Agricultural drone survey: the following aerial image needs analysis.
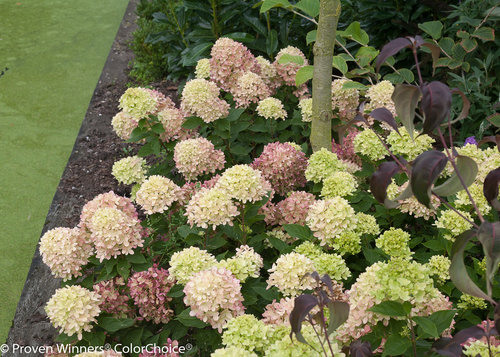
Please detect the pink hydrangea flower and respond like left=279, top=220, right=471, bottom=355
left=273, top=46, right=309, bottom=98
left=262, top=298, right=295, bottom=325
left=275, top=191, right=316, bottom=225
left=232, top=71, right=271, bottom=108
left=79, top=191, right=138, bottom=231
left=128, top=265, right=175, bottom=324
left=251, top=142, right=307, bottom=195
left=332, top=129, right=362, bottom=166
left=88, top=207, right=144, bottom=261
left=180, top=79, right=230, bottom=123
left=174, top=138, right=225, bottom=181
left=93, top=277, right=132, bottom=317
left=209, top=38, right=260, bottom=92
left=39, top=227, right=93, bottom=281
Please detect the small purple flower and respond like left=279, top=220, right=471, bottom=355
left=464, top=136, right=477, bottom=146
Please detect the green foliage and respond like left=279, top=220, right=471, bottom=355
left=130, top=0, right=316, bottom=83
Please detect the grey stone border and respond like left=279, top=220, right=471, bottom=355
left=4, top=1, right=138, bottom=354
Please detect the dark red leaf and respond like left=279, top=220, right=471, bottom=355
left=350, top=340, right=373, bottom=357
left=289, top=294, right=318, bottom=342
left=411, top=150, right=448, bottom=208
left=320, top=274, right=334, bottom=294
left=450, top=325, right=486, bottom=344
left=392, top=84, right=421, bottom=138
left=450, top=230, right=495, bottom=304
left=370, top=161, right=401, bottom=204
left=375, top=37, right=412, bottom=72
left=369, top=108, right=400, bottom=134
left=451, top=88, right=470, bottom=122
left=421, top=81, right=452, bottom=135
left=483, top=167, right=500, bottom=211
left=327, top=300, right=349, bottom=335
left=477, top=221, right=500, bottom=296
left=478, top=135, right=500, bottom=152
left=431, top=338, right=462, bottom=357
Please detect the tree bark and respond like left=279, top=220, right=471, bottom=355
left=310, top=0, right=341, bottom=152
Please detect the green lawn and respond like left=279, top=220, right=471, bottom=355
left=0, top=0, right=130, bottom=342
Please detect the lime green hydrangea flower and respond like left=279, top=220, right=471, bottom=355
left=427, top=255, right=451, bottom=284
left=386, top=127, right=435, bottom=161
left=293, top=241, right=322, bottom=259
left=267, top=252, right=315, bottom=297
left=464, top=340, right=500, bottom=357
left=216, top=164, right=268, bottom=203
left=305, top=148, right=347, bottom=183
left=256, top=97, right=287, bottom=120
left=354, top=213, right=380, bottom=236
left=195, top=58, right=210, bottom=79
left=332, top=230, right=362, bottom=255
left=265, top=325, right=345, bottom=357
left=168, top=247, right=217, bottom=284
left=321, top=171, right=358, bottom=198
left=455, top=183, right=491, bottom=216
left=217, top=245, right=263, bottom=282
left=312, top=252, right=351, bottom=281
left=376, top=228, right=412, bottom=258
left=306, top=197, right=358, bottom=247
left=211, top=347, right=257, bottom=357
left=222, top=314, right=271, bottom=353
left=434, top=209, right=473, bottom=241
left=353, top=129, right=387, bottom=161
left=112, top=156, right=147, bottom=185
left=457, top=294, right=488, bottom=310
left=294, top=242, right=351, bottom=281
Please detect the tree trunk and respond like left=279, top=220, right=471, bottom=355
left=310, top=0, right=341, bottom=152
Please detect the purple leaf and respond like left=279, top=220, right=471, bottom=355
left=478, top=135, right=500, bottom=152
left=477, top=222, right=500, bottom=296
left=327, top=300, right=349, bottom=335
left=483, top=167, right=500, bottom=211
left=433, top=155, right=478, bottom=197
left=370, top=161, right=401, bottom=204
left=375, top=37, right=412, bottom=72
left=392, top=84, right=421, bottom=139
left=450, top=230, right=495, bottom=304
left=289, top=294, right=318, bottom=344
left=421, top=81, right=452, bottom=135
left=450, top=325, right=486, bottom=344
left=350, top=340, right=373, bottom=357
left=369, top=108, right=400, bottom=134
left=432, top=338, right=462, bottom=357
left=410, top=150, right=448, bottom=208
